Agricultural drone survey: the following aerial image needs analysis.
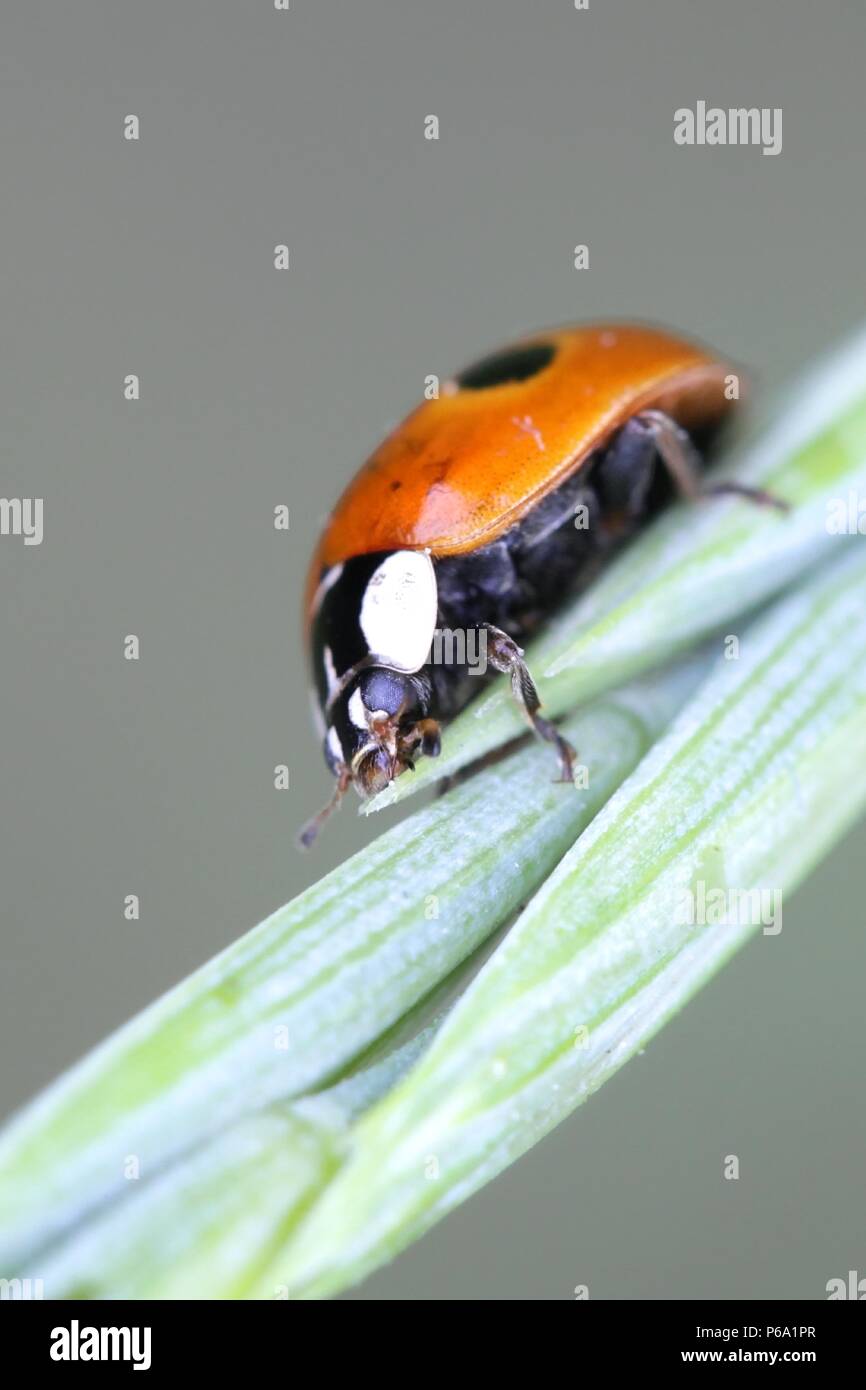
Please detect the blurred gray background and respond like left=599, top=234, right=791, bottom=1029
left=2, top=0, right=864, bottom=1299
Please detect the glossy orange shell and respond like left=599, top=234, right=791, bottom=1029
left=305, top=322, right=737, bottom=614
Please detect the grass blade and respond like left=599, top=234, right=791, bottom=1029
left=264, top=545, right=866, bottom=1299
left=2, top=332, right=864, bottom=1301
left=0, top=662, right=698, bottom=1276
left=33, top=1029, right=436, bottom=1300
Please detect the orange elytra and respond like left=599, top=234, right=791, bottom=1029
left=306, top=322, right=737, bottom=608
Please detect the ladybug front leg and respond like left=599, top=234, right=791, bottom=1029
left=632, top=409, right=789, bottom=512
left=482, top=623, right=575, bottom=783
left=297, top=764, right=351, bottom=850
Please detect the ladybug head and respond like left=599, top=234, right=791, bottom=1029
left=299, top=666, right=440, bottom=847
left=334, top=667, right=439, bottom=793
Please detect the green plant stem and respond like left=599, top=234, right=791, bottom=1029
left=261, top=546, right=866, bottom=1299
left=0, top=662, right=699, bottom=1277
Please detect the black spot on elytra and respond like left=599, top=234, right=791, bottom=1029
left=456, top=341, right=556, bottom=391
left=390, top=479, right=402, bottom=491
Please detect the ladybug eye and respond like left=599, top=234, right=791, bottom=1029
left=360, top=669, right=408, bottom=718
left=456, top=341, right=556, bottom=391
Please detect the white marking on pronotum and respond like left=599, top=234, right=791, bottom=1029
left=359, top=550, right=437, bottom=673
left=310, top=562, right=344, bottom=621
left=323, top=645, right=339, bottom=698
left=310, top=689, right=327, bottom=738
left=348, top=687, right=368, bottom=730
left=326, top=726, right=343, bottom=764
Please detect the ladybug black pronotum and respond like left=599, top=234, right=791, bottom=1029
left=301, top=322, right=785, bottom=846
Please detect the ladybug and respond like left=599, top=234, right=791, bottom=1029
left=301, top=322, right=784, bottom=846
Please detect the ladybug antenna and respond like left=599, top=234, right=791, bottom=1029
left=296, top=768, right=350, bottom=851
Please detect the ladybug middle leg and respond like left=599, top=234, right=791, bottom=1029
left=482, top=623, right=575, bottom=782
left=593, top=414, right=659, bottom=534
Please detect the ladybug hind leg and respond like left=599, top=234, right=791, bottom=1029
left=482, top=623, right=575, bottom=783
left=631, top=409, right=790, bottom=513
